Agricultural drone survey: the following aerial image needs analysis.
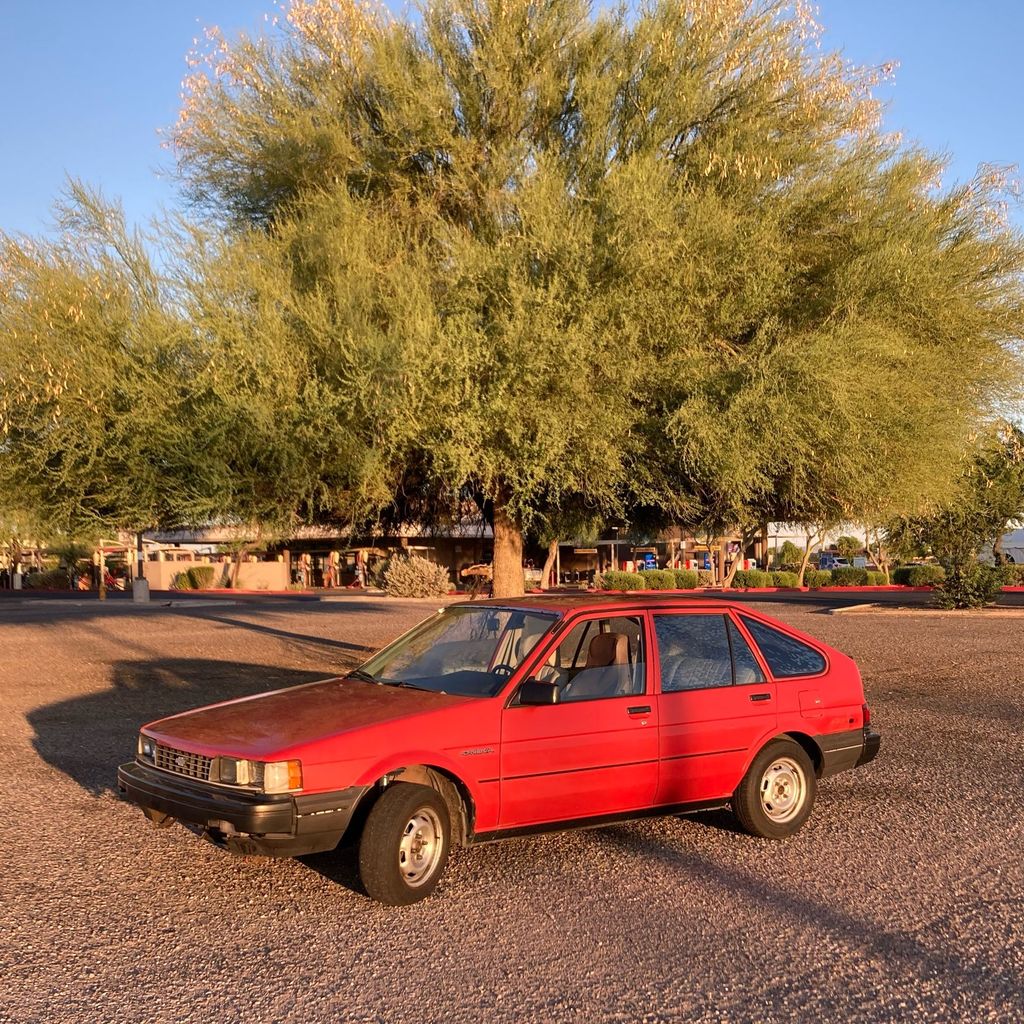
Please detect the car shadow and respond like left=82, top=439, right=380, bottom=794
left=28, top=658, right=329, bottom=797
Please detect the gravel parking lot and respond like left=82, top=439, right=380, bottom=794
left=2, top=595, right=1022, bottom=1023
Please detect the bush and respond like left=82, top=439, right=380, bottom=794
left=186, top=565, right=216, bottom=590
left=770, top=571, right=799, bottom=588
left=891, top=564, right=946, bottom=587
left=672, top=569, right=699, bottom=590
left=382, top=555, right=451, bottom=598
left=865, top=570, right=888, bottom=586
left=831, top=567, right=869, bottom=587
left=639, top=568, right=676, bottom=590
left=696, top=569, right=715, bottom=587
left=800, top=568, right=828, bottom=588
left=934, top=565, right=1008, bottom=609
left=170, top=571, right=194, bottom=590
left=23, top=568, right=70, bottom=589
left=597, top=570, right=645, bottom=591
left=732, top=569, right=772, bottom=588
left=1002, top=563, right=1024, bottom=585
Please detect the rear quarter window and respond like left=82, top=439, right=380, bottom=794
left=740, top=617, right=826, bottom=678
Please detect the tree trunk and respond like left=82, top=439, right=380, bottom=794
left=797, top=534, right=815, bottom=587
left=539, top=538, right=559, bottom=591
left=492, top=494, right=525, bottom=598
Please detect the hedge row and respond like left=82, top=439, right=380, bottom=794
left=891, top=564, right=946, bottom=587
left=597, top=569, right=701, bottom=591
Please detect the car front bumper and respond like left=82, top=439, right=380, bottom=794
left=117, top=761, right=369, bottom=857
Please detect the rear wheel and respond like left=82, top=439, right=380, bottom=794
left=358, top=783, right=451, bottom=905
left=733, top=739, right=816, bottom=839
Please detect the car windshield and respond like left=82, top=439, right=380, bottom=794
left=354, top=606, right=557, bottom=697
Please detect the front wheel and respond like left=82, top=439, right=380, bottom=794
left=358, top=783, right=451, bottom=905
left=733, top=739, right=817, bottom=839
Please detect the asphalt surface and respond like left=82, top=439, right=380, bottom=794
left=2, top=596, right=1022, bottom=1023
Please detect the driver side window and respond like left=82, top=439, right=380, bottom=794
left=536, top=616, right=646, bottom=702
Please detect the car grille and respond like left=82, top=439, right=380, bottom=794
left=153, top=743, right=213, bottom=782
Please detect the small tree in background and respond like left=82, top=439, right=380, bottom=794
left=835, top=536, right=861, bottom=562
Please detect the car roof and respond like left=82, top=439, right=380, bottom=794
left=457, top=593, right=747, bottom=616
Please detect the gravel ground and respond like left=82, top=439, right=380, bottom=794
left=2, top=596, right=1022, bottom=1023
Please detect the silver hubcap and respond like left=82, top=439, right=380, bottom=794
left=398, top=807, right=443, bottom=887
left=759, top=756, right=806, bottom=824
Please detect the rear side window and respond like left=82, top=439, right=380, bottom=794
left=740, top=617, right=826, bottom=678
left=655, top=614, right=734, bottom=691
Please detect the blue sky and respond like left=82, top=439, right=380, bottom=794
left=1, top=1, right=1021, bottom=235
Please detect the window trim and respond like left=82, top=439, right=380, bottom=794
left=736, top=613, right=830, bottom=681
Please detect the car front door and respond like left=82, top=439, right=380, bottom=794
left=653, top=611, right=778, bottom=806
left=498, top=613, right=658, bottom=829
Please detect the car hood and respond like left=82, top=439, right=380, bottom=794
left=143, top=676, right=473, bottom=759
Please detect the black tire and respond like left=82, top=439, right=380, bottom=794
left=733, top=739, right=817, bottom=839
left=358, top=783, right=451, bottom=905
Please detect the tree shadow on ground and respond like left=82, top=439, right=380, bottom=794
left=28, top=658, right=329, bottom=797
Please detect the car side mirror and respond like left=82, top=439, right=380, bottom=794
left=518, top=680, right=559, bottom=705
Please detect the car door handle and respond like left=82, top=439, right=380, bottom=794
left=749, top=693, right=772, bottom=702
left=627, top=705, right=651, bottom=716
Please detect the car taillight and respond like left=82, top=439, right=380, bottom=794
left=862, top=703, right=872, bottom=727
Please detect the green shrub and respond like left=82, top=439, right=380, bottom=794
left=639, top=568, right=676, bottom=590
left=186, top=565, right=216, bottom=589
left=933, top=565, right=1007, bottom=609
left=770, top=571, right=799, bottom=588
left=804, top=568, right=833, bottom=588
left=1002, top=564, right=1024, bottom=585
left=170, top=571, right=194, bottom=590
left=597, top=570, right=645, bottom=591
left=697, top=569, right=715, bottom=587
left=831, top=567, right=869, bottom=587
left=383, top=554, right=451, bottom=598
left=892, top=564, right=946, bottom=587
left=672, top=569, right=699, bottom=589
left=732, top=569, right=772, bottom=588
left=865, top=570, right=888, bottom=586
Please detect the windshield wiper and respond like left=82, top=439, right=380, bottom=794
left=347, top=668, right=377, bottom=683
left=379, top=679, right=433, bottom=692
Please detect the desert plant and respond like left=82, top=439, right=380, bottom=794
left=383, top=555, right=451, bottom=598
left=770, top=571, right=799, bottom=587
left=697, top=569, right=715, bottom=587
left=672, top=569, right=699, bottom=590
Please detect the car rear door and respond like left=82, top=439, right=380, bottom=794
left=497, top=612, right=658, bottom=829
left=653, top=610, right=777, bottom=806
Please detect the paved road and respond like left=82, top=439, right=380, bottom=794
left=2, top=599, right=1022, bottom=1022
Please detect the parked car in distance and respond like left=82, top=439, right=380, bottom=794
left=118, top=596, right=881, bottom=905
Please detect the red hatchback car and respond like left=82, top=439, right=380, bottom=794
left=119, top=596, right=880, bottom=904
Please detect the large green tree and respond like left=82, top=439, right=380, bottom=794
left=171, top=0, right=1024, bottom=596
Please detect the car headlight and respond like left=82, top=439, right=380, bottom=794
left=217, top=757, right=253, bottom=786
left=216, top=757, right=302, bottom=793
left=138, top=735, right=156, bottom=762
